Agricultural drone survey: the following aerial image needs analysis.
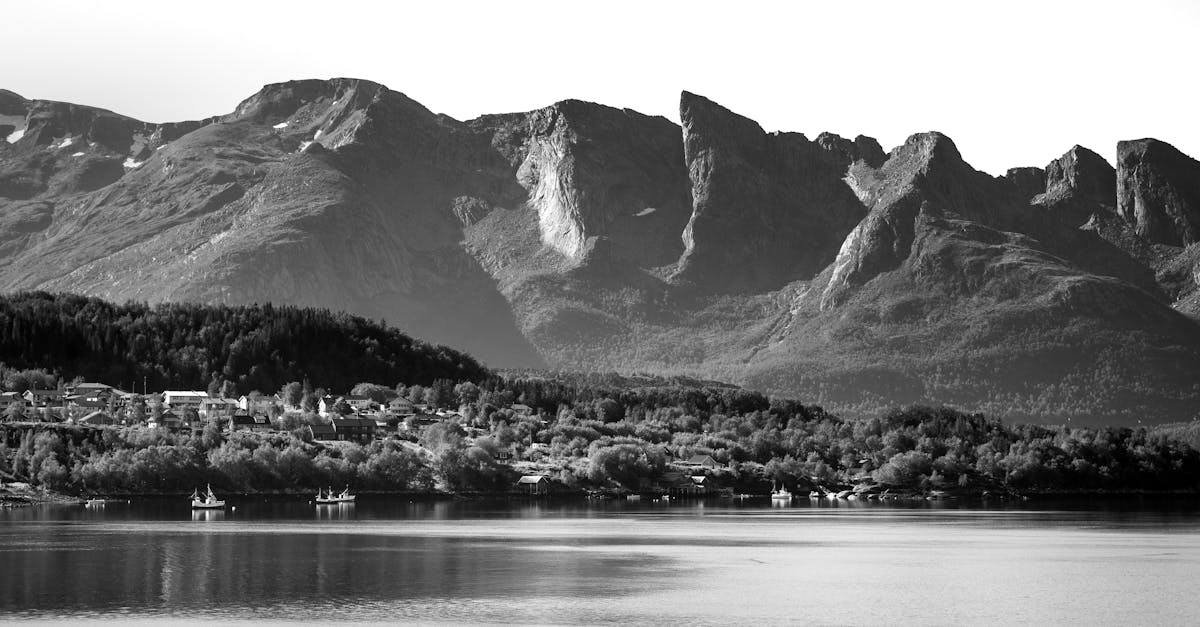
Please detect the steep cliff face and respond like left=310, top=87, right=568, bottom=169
left=3, top=79, right=1200, bottom=424
left=490, top=100, right=692, bottom=267
left=673, top=92, right=870, bottom=293
left=1117, top=138, right=1200, bottom=247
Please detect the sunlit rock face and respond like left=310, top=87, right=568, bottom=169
left=509, top=100, right=692, bottom=266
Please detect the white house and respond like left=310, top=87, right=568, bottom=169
left=162, top=391, right=208, bottom=411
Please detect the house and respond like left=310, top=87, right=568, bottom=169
left=199, top=398, right=239, bottom=420
left=388, top=398, right=416, bottom=415
left=68, top=382, right=116, bottom=398
left=69, top=396, right=109, bottom=412
left=660, top=471, right=710, bottom=496
left=229, top=411, right=272, bottom=433
left=330, top=417, right=376, bottom=443
left=23, top=389, right=67, bottom=407
left=679, top=454, right=720, bottom=470
left=151, top=409, right=185, bottom=431
left=318, top=395, right=339, bottom=417
left=511, top=403, right=533, bottom=416
left=493, top=450, right=513, bottom=464
left=516, top=475, right=549, bottom=495
left=308, top=423, right=337, bottom=441
left=163, top=391, right=208, bottom=410
left=238, top=394, right=279, bottom=415
left=343, top=395, right=374, bottom=412
left=2, top=393, right=31, bottom=416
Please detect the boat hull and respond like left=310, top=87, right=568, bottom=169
left=191, top=500, right=226, bottom=509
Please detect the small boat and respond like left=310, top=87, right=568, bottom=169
left=316, top=487, right=356, bottom=504
left=191, top=485, right=226, bottom=509
left=85, top=498, right=106, bottom=507
left=808, top=490, right=822, bottom=499
left=771, top=483, right=792, bottom=500
left=835, top=490, right=853, bottom=499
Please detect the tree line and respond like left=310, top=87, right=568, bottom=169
left=0, top=292, right=488, bottom=394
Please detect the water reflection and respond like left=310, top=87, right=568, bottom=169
left=2, top=498, right=1199, bottom=623
left=314, top=502, right=355, bottom=521
left=191, top=509, right=226, bottom=522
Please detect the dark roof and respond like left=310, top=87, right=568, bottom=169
left=231, top=414, right=257, bottom=426
left=309, top=424, right=336, bottom=437
left=332, top=417, right=376, bottom=429
left=28, top=389, right=66, bottom=398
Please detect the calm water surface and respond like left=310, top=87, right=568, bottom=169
left=1, top=497, right=1198, bottom=625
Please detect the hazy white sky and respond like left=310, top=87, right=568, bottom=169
left=5, top=0, right=1197, bottom=175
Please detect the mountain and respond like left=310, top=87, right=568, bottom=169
left=3, top=78, right=1200, bottom=425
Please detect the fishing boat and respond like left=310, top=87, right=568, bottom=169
left=191, top=485, right=226, bottom=509
left=770, top=483, right=792, bottom=500
left=316, top=487, right=355, bottom=504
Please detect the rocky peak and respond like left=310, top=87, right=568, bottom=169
left=674, top=92, right=868, bottom=292
left=1028, top=145, right=1116, bottom=227
left=0, top=90, right=25, bottom=116
left=1117, top=138, right=1200, bottom=246
left=816, top=132, right=886, bottom=168
left=1005, top=166, right=1046, bottom=200
left=228, top=78, right=386, bottom=124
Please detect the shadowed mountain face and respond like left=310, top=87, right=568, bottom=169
left=3, top=79, right=1200, bottom=425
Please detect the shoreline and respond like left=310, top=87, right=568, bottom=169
left=7, top=483, right=1200, bottom=508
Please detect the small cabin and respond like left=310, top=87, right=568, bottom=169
left=516, top=475, right=549, bottom=495
left=679, top=454, right=720, bottom=470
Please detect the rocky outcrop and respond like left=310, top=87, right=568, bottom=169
left=492, top=100, right=691, bottom=266
left=1006, top=166, right=1045, bottom=200
left=1117, top=138, right=1200, bottom=246
left=1033, top=145, right=1116, bottom=227
left=674, top=92, right=869, bottom=293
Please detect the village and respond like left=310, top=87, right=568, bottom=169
left=0, top=380, right=734, bottom=500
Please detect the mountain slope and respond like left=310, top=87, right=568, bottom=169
left=2, top=79, right=1200, bottom=424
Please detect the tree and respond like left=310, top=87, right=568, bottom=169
left=219, top=380, right=239, bottom=399
left=4, top=402, right=24, bottom=422
left=280, top=382, right=303, bottom=408
left=454, top=382, right=481, bottom=406
left=333, top=399, right=353, bottom=416
left=407, top=385, right=425, bottom=404
left=423, top=386, right=444, bottom=409
left=351, top=383, right=395, bottom=404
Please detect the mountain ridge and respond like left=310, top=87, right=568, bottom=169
left=3, top=77, right=1199, bottom=425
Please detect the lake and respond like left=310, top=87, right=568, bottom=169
left=1, top=497, right=1198, bottom=625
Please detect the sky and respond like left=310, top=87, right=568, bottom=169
left=4, top=0, right=1198, bottom=175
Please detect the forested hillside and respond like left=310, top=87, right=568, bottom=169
left=0, top=292, right=487, bottom=393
